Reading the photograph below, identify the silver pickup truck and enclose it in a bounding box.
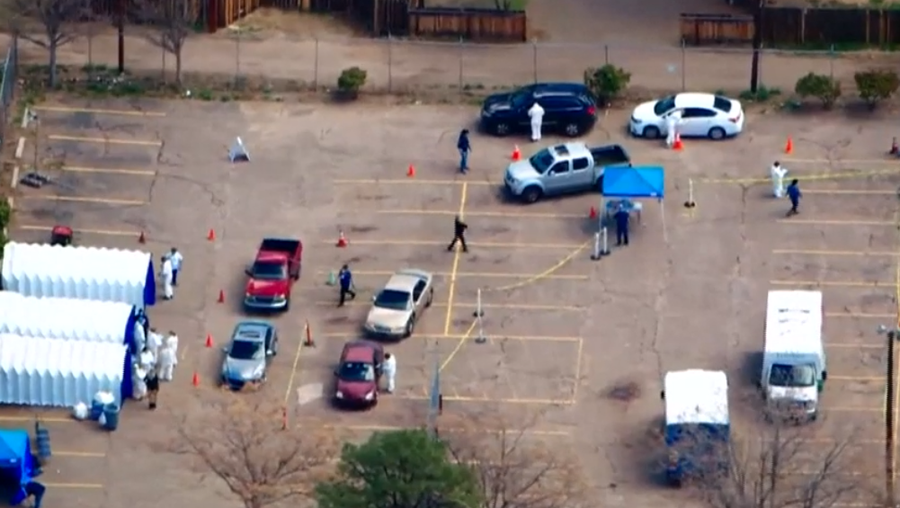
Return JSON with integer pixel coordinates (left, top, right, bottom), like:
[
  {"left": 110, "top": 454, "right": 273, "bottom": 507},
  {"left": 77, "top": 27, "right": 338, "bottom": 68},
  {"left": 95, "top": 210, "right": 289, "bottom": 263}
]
[{"left": 503, "top": 142, "right": 631, "bottom": 203}]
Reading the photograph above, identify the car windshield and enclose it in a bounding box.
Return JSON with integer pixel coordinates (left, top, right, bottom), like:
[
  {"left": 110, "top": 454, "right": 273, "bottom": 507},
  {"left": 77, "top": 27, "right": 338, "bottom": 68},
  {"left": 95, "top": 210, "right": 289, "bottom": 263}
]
[
  {"left": 339, "top": 362, "right": 375, "bottom": 382},
  {"left": 769, "top": 364, "right": 816, "bottom": 388},
  {"left": 511, "top": 91, "right": 532, "bottom": 109},
  {"left": 653, "top": 95, "right": 677, "bottom": 116},
  {"left": 528, "top": 149, "right": 555, "bottom": 174},
  {"left": 374, "top": 289, "right": 411, "bottom": 311},
  {"left": 252, "top": 261, "right": 287, "bottom": 280},
  {"left": 229, "top": 340, "right": 263, "bottom": 360}
]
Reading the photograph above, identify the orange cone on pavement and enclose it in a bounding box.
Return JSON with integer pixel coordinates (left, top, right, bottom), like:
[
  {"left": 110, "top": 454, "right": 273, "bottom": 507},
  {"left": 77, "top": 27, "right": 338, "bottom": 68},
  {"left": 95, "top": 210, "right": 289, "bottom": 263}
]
[
  {"left": 192, "top": 372, "right": 200, "bottom": 386},
  {"left": 304, "top": 321, "right": 315, "bottom": 347},
  {"left": 205, "top": 334, "right": 214, "bottom": 348},
  {"left": 138, "top": 231, "right": 146, "bottom": 244},
  {"left": 672, "top": 133, "right": 684, "bottom": 151},
  {"left": 217, "top": 289, "right": 225, "bottom": 303},
  {"left": 407, "top": 164, "right": 415, "bottom": 178},
  {"left": 336, "top": 230, "right": 348, "bottom": 248},
  {"left": 207, "top": 228, "right": 216, "bottom": 241},
  {"left": 784, "top": 136, "right": 793, "bottom": 154},
  {"left": 589, "top": 206, "right": 598, "bottom": 219},
  {"left": 511, "top": 145, "right": 521, "bottom": 161}
]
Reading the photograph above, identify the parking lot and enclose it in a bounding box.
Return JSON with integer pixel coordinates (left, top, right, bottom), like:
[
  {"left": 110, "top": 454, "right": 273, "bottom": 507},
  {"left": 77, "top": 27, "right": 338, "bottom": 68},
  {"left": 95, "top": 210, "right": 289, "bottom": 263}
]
[{"left": 5, "top": 98, "right": 900, "bottom": 507}]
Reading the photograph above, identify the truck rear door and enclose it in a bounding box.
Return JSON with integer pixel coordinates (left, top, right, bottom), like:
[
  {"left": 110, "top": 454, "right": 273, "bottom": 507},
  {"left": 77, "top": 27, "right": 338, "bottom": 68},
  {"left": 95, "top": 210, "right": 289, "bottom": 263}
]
[{"left": 569, "top": 156, "right": 593, "bottom": 191}]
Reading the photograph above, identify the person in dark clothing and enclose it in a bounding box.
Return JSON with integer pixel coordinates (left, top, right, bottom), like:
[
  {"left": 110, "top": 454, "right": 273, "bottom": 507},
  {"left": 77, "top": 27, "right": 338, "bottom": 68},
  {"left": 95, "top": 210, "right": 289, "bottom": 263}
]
[
  {"left": 24, "top": 481, "right": 45, "bottom": 508},
  {"left": 338, "top": 264, "right": 356, "bottom": 307},
  {"left": 614, "top": 205, "right": 630, "bottom": 246},
  {"left": 786, "top": 179, "right": 801, "bottom": 216},
  {"left": 447, "top": 215, "right": 469, "bottom": 253},
  {"left": 145, "top": 366, "right": 160, "bottom": 410},
  {"left": 457, "top": 129, "right": 471, "bottom": 174}
]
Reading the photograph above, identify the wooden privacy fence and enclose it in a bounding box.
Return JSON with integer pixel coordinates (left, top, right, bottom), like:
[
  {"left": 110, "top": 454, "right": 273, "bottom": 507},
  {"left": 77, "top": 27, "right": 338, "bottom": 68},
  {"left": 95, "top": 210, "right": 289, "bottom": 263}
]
[
  {"left": 680, "top": 13, "right": 754, "bottom": 45},
  {"left": 408, "top": 7, "right": 526, "bottom": 41}
]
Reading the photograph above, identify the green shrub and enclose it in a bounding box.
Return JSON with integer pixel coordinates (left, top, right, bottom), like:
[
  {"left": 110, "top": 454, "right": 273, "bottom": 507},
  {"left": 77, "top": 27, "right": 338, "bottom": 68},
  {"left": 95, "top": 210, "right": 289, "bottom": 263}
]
[
  {"left": 854, "top": 69, "right": 900, "bottom": 110},
  {"left": 738, "top": 86, "right": 781, "bottom": 103},
  {"left": 794, "top": 72, "right": 841, "bottom": 109},
  {"left": 337, "top": 67, "right": 367, "bottom": 98},
  {"left": 583, "top": 64, "right": 631, "bottom": 106},
  {"left": 0, "top": 198, "right": 10, "bottom": 228}
]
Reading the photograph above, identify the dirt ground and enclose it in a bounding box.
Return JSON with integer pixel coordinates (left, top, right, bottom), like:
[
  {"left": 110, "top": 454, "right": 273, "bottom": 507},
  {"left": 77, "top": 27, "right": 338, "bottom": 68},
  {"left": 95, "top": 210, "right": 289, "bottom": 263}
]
[{"left": 2, "top": 97, "right": 900, "bottom": 507}]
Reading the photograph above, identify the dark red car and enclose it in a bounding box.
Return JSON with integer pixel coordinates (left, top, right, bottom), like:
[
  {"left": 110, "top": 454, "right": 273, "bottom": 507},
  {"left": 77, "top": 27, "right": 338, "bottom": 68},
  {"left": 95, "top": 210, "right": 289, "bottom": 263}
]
[{"left": 334, "top": 340, "right": 383, "bottom": 407}]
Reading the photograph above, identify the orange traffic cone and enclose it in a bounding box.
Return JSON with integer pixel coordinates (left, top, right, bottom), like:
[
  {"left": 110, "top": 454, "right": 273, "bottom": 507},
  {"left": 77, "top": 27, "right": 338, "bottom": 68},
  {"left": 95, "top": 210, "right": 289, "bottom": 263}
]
[
  {"left": 304, "top": 321, "right": 315, "bottom": 347},
  {"left": 207, "top": 228, "right": 216, "bottom": 241},
  {"left": 205, "top": 334, "right": 214, "bottom": 348},
  {"left": 192, "top": 372, "right": 200, "bottom": 386},
  {"left": 138, "top": 231, "right": 146, "bottom": 244},
  {"left": 217, "top": 289, "right": 225, "bottom": 303},
  {"left": 784, "top": 136, "right": 793, "bottom": 155},
  {"left": 336, "top": 230, "right": 348, "bottom": 248},
  {"left": 589, "top": 206, "right": 598, "bottom": 219},
  {"left": 511, "top": 145, "right": 521, "bottom": 161},
  {"left": 672, "top": 133, "right": 684, "bottom": 151},
  {"left": 407, "top": 164, "right": 415, "bottom": 178}
]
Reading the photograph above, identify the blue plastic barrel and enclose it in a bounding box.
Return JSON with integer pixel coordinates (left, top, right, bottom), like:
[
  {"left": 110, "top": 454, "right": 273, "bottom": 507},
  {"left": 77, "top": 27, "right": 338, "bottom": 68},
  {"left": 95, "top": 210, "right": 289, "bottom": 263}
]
[
  {"left": 35, "top": 427, "right": 51, "bottom": 459},
  {"left": 101, "top": 404, "right": 120, "bottom": 431},
  {"left": 89, "top": 400, "right": 105, "bottom": 421}
]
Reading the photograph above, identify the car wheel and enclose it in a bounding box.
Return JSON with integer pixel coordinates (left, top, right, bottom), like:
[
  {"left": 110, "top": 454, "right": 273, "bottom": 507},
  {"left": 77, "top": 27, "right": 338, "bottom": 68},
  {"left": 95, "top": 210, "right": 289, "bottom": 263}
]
[
  {"left": 522, "top": 186, "right": 542, "bottom": 204},
  {"left": 272, "top": 341, "right": 279, "bottom": 356},
  {"left": 426, "top": 288, "right": 434, "bottom": 307},
  {"left": 642, "top": 126, "right": 660, "bottom": 139},
  {"left": 495, "top": 122, "right": 510, "bottom": 136},
  {"left": 708, "top": 127, "right": 726, "bottom": 140},
  {"left": 563, "top": 122, "right": 581, "bottom": 137},
  {"left": 404, "top": 318, "right": 415, "bottom": 338}
]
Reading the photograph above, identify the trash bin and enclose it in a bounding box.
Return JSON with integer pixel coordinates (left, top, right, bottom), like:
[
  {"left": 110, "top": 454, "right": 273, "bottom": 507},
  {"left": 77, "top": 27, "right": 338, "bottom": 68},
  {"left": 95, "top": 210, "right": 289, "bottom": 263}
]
[
  {"left": 101, "top": 404, "right": 119, "bottom": 431},
  {"left": 90, "top": 392, "right": 114, "bottom": 421},
  {"left": 35, "top": 426, "right": 51, "bottom": 460}
]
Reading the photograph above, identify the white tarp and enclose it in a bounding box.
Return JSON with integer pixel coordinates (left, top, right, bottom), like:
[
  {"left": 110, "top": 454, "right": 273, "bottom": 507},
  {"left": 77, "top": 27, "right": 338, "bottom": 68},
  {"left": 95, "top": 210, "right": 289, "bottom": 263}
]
[
  {"left": 0, "top": 334, "right": 126, "bottom": 407},
  {"left": 0, "top": 292, "right": 136, "bottom": 344},
  {"left": 1, "top": 242, "right": 153, "bottom": 307}
]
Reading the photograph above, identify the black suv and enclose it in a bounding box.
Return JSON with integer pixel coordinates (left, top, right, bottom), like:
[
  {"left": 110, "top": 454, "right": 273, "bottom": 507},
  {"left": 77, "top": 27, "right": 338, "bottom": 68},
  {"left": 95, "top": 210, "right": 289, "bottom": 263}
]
[{"left": 480, "top": 83, "right": 597, "bottom": 137}]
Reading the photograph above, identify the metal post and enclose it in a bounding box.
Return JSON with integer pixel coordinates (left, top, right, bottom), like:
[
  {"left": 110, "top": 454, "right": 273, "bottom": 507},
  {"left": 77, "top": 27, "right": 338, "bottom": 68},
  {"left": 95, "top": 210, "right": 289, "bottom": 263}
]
[
  {"left": 31, "top": 116, "right": 39, "bottom": 174},
  {"left": 313, "top": 38, "right": 319, "bottom": 89},
  {"left": 532, "top": 39, "right": 538, "bottom": 84},
  {"left": 590, "top": 232, "right": 601, "bottom": 261},
  {"left": 829, "top": 44, "right": 835, "bottom": 81},
  {"left": 600, "top": 227, "right": 610, "bottom": 256},
  {"left": 116, "top": 0, "right": 125, "bottom": 74},
  {"left": 604, "top": 44, "right": 609, "bottom": 65},
  {"left": 681, "top": 39, "right": 686, "bottom": 92},
  {"left": 458, "top": 36, "right": 464, "bottom": 91},
  {"left": 387, "top": 34, "right": 393, "bottom": 93},
  {"left": 887, "top": 328, "right": 896, "bottom": 505},
  {"left": 235, "top": 30, "right": 241, "bottom": 84},
  {"left": 473, "top": 288, "right": 484, "bottom": 317},
  {"left": 475, "top": 308, "right": 486, "bottom": 344}
]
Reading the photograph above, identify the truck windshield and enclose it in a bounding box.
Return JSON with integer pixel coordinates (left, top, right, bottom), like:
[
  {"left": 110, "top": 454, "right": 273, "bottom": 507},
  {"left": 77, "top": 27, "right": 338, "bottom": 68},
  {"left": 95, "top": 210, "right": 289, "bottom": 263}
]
[
  {"left": 252, "top": 262, "right": 287, "bottom": 280},
  {"left": 769, "top": 364, "right": 816, "bottom": 388},
  {"left": 528, "top": 150, "right": 555, "bottom": 174}
]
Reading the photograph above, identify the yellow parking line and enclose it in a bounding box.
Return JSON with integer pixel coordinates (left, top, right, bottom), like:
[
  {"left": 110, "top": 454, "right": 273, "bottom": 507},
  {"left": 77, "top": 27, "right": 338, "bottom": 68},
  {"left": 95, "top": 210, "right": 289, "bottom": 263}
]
[
  {"left": 829, "top": 406, "right": 883, "bottom": 412},
  {"left": 0, "top": 415, "right": 72, "bottom": 423},
  {"left": 826, "top": 343, "right": 884, "bottom": 349},
  {"left": 773, "top": 248, "right": 899, "bottom": 257},
  {"left": 770, "top": 279, "right": 896, "bottom": 288},
  {"left": 804, "top": 189, "right": 897, "bottom": 195},
  {"left": 376, "top": 209, "right": 584, "bottom": 219},
  {"left": 314, "top": 422, "right": 570, "bottom": 436},
  {"left": 334, "top": 178, "right": 492, "bottom": 186},
  {"left": 786, "top": 158, "right": 900, "bottom": 164},
  {"left": 43, "top": 483, "right": 104, "bottom": 489},
  {"left": 63, "top": 166, "right": 155, "bottom": 176},
  {"left": 48, "top": 134, "right": 162, "bottom": 146},
  {"left": 318, "top": 239, "right": 582, "bottom": 249},
  {"left": 19, "top": 195, "right": 145, "bottom": 206},
  {"left": 777, "top": 219, "right": 894, "bottom": 226},
  {"left": 15, "top": 225, "right": 138, "bottom": 236},
  {"left": 396, "top": 394, "right": 576, "bottom": 405},
  {"left": 316, "top": 270, "right": 585, "bottom": 280},
  {"left": 829, "top": 375, "right": 884, "bottom": 381},
  {"left": 826, "top": 312, "right": 894, "bottom": 318},
  {"left": 315, "top": 301, "right": 583, "bottom": 311},
  {"left": 321, "top": 332, "right": 580, "bottom": 342},
  {"left": 55, "top": 451, "right": 106, "bottom": 457},
  {"left": 34, "top": 105, "right": 166, "bottom": 117}
]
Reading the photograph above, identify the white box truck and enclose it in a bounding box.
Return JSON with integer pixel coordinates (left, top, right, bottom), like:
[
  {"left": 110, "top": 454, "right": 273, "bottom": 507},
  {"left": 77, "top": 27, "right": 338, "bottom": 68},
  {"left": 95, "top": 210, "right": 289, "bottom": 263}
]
[
  {"left": 660, "top": 369, "right": 730, "bottom": 486},
  {"left": 761, "top": 290, "right": 827, "bottom": 422}
]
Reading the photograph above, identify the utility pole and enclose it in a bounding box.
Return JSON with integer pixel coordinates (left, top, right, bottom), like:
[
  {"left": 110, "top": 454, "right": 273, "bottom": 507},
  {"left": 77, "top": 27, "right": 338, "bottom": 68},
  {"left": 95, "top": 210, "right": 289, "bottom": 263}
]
[
  {"left": 878, "top": 324, "right": 899, "bottom": 506},
  {"left": 117, "top": 0, "right": 125, "bottom": 74},
  {"left": 749, "top": 0, "right": 764, "bottom": 93}
]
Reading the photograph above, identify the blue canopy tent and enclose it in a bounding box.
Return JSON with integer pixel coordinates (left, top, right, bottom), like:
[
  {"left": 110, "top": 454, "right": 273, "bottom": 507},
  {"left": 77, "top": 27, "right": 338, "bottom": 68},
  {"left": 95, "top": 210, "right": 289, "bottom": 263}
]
[
  {"left": 602, "top": 165, "right": 665, "bottom": 199},
  {"left": 0, "top": 429, "right": 36, "bottom": 504}
]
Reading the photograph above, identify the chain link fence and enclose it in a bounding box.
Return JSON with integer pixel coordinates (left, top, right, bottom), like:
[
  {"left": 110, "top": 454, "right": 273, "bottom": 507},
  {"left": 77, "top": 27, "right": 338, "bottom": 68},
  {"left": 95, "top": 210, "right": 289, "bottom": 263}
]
[{"left": 0, "top": 36, "right": 18, "bottom": 149}]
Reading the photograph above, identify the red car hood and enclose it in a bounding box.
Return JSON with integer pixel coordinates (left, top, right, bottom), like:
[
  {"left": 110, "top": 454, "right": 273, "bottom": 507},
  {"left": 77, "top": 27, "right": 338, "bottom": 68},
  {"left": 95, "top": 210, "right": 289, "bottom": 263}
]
[
  {"left": 246, "top": 278, "right": 289, "bottom": 296},
  {"left": 337, "top": 379, "right": 376, "bottom": 400}
]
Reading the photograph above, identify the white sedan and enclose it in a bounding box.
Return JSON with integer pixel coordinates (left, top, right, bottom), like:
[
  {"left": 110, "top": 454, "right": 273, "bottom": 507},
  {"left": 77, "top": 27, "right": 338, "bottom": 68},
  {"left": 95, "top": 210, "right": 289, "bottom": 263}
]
[{"left": 629, "top": 93, "right": 744, "bottom": 140}]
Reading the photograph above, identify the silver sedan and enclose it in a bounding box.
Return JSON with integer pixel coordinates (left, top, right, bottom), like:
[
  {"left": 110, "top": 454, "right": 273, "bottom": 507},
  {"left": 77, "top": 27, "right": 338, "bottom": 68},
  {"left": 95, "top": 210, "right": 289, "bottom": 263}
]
[{"left": 364, "top": 269, "right": 434, "bottom": 339}]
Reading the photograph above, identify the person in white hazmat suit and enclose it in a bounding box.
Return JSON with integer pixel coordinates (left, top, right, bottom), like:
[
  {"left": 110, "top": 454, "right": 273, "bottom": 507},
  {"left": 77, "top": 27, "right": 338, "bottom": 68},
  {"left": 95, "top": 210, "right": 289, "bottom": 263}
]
[
  {"left": 770, "top": 161, "right": 788, "bottom": 198},
  {"left": 147, "top": 328, "right": 163, "bottom": 360},
  {"left": 158, "top": 344, "right": 175, "bottom": 381},
  {"left": 382, "top": 353, "right": 397, "bottom": 393},
  {"left": 160, "top": 255, "right": 174, "bottom": 300},
  {"left": 665, "top": 110, "right": 682, "bottom": 148},
  {"left": 132, "top": 364, "right": 148, "bottom": 400},
  {"left": 166, "top": 331, "right": 179, "bottom": 373},
  {"left": 528, "top": 102, "right": 545, "bottom": 142}
]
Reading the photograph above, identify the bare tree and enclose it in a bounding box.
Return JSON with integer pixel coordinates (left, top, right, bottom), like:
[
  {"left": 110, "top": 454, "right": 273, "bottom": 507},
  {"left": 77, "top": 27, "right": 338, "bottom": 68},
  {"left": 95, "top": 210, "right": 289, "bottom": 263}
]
[
  {"left": 138, "top": 0, "right": 193, "bottom": 85},
  {"left": 5, "top": 0, "right": 86, "bottom": 87},
  {"left": 173, "top": 399, "right": 338, "bottom": 508},
  {"left": 443, "top": 412, "right": 588, "bottom": 508}
]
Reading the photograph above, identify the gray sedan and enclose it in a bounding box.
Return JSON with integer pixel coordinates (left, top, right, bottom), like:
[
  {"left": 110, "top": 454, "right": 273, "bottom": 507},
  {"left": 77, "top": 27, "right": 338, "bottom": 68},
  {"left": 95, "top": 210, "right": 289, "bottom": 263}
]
[{"left": 221, "top": 321, "right": 279, "bottom": 390}]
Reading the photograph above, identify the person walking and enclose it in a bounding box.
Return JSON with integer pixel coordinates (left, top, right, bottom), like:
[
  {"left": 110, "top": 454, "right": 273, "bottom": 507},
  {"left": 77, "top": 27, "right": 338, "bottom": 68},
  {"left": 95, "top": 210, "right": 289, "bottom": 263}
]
[
  {"left": 169, "top": 247, "right": 183, "bottom": 286},
  {"left": 159, "top": 255, "right": 174, "bottom": 300},
  {"left": 665, "top": 110, "right": 682, "bottom": 148},
  {"left": 23, "top": 481, "right": 46, "bottom": 508},
  {"left": 145, "top": 365, "right": 160, "bottom": 410},
  {"left": 166, "top": 331, "right": 179, "bottom": 374},
  {"left": 457, "top": 129, "right": 471, "bottom": 174},
  {"left": 528, "top": 101, "right": 545, "bottom": 142},
  {"left": 382, "top": 352, "right": 397, "bottom": 393},
  {"left": 614, "top": 204, "right": 630, "bottom": 246},
  {"left": 447, "top": 215, "right": 469, "bottom": 253},
  {"left": 338, "top": 264, "right": 357, "bottom": 307},
  {"left": 770, "top": 161, "right": 788, "bottom": 198},
  {"left": 158, "top": 343, "right": 175, "bottom": 382},
  {"left": 147, "top": 328, "right": 163, "bottom": 361},
  {"left": 786, "top": 179, "right": 802, "bottom": 217}
]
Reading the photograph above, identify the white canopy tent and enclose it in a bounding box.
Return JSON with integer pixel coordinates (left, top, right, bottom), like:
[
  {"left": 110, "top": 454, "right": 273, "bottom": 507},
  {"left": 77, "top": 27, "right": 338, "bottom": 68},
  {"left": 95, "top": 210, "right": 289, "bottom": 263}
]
[
  {"left": 0, "top": 334, "right": 127, "bottom": 407},
  {"left": 1, "top": 243, "right": 156, "bottom": 307}
]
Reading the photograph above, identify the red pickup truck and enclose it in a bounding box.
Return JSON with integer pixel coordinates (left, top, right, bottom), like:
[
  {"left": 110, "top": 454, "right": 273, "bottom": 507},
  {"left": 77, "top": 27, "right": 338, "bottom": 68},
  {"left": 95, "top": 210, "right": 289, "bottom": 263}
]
[{"left": 243, "top": 238, "right": 302, "bottom": 312}]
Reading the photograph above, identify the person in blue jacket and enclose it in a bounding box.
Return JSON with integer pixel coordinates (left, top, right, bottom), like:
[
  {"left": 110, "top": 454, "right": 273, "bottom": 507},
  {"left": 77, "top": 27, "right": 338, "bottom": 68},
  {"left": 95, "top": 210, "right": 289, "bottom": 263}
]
[
  {"left": 614, "top": 204, "right": 630, "bottom": 246},
  {"left": 786, "top": 179, "right": 802, "bottom": 217},
  {"left": 338, "top": 264, "right": 356, "bottom": 307},
  {"left": 457, "top": 129, "right": 471, "bottom": 174}
]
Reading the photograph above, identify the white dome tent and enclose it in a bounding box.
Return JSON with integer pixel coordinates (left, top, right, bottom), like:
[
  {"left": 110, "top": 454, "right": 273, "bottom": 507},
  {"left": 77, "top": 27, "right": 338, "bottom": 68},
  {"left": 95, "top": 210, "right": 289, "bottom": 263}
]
[
  {"left": 0, "top": 334, "right": 127, "bottom": 408},
  {"left": 1, "top": 243, "right": 156, "bottom": 307}
]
